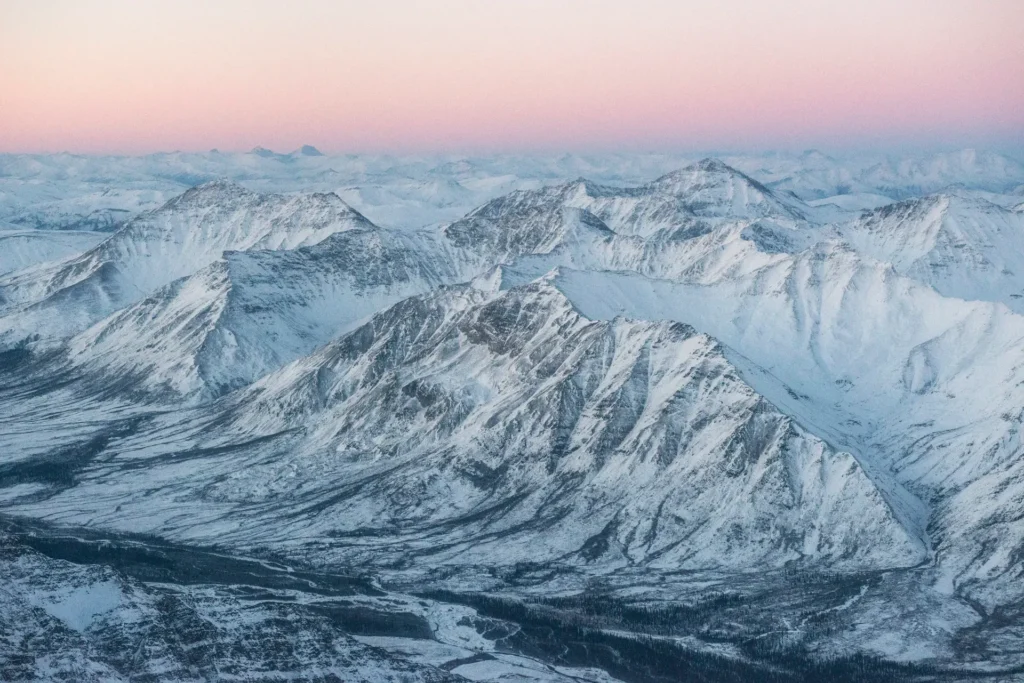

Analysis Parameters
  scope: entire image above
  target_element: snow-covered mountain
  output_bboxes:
[729,148,1024,202]
[4,152,1024,680]
[837,192,1024,312]
[47,161,822,403]
[63,227,456,401]
[644,158,809,223]
[4,277,927,576]
[0,181,374,349]
[3,147,1021,232]
[857,149,1024,199]
[444,158,812,245]
[549,244,1024,612]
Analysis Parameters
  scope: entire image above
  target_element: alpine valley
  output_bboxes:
[2,148,1024,682]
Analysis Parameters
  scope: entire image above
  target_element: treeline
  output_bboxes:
[420,589,950,682]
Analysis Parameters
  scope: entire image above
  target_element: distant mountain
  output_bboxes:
[860,149,1024,198]
[732,148,1024,203]
[443,158,814,253]
[839,192,1024,312]
[0,181,373,349]
[294,144,324,157]
[249,146,280,158]
[646,158,808,223]
[0,230,105,277]
[440,159,817,283]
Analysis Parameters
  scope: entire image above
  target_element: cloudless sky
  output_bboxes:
[1,0,1021,154]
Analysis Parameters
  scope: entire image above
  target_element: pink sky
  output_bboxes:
[1,0,1022,154]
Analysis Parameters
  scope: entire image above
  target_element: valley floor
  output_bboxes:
[5,515,1017,683]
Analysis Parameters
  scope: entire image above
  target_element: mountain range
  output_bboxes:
[2,151,1024,681]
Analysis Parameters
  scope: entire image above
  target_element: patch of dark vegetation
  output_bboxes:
[951,594,1024,669]
[418,589,961,682]
[308,604,434,639]
[530,569,882,641]
[0,347,31,372]
[0,415,147,492]
[1,515,382,598]
[439,652,496,671]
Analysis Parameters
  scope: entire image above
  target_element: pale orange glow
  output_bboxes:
[1,0,1021,153]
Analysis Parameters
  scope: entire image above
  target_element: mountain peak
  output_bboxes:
[800,149,835,162]
[648,158,774,198]
[693,157,734,173]
[249,146,278,158]
[649,158,752,187]
[561,177,605,198]
[295,145,324,157]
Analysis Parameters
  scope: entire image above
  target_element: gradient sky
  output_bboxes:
[1,0,1022,154]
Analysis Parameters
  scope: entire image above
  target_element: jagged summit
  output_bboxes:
[443,189,616,262]
[692,156,736,173]
[160,181,369,227]
[295,144,324,157]
[166,178,254,205]
[193,177,246,190]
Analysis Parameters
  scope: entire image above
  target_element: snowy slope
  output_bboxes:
[0,229,105,276]
[2,189,177,232]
